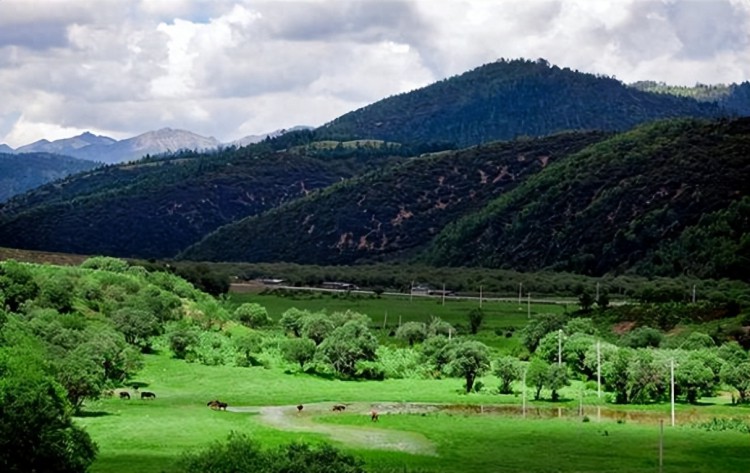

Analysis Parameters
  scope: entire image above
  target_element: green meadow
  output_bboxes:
[77,351,750,473]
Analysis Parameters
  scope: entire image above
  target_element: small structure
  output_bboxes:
[321,282,359,291]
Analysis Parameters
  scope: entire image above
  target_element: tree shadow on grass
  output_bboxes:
[75,410,114,418]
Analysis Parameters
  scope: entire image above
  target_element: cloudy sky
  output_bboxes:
[1,0,749,148]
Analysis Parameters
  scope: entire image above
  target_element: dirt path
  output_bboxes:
[228,402,437,456]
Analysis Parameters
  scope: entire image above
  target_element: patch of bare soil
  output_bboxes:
[228,402,437,456]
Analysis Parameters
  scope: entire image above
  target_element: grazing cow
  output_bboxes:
[371,410,379,422]
[297,404,303,413]
[207,400,228,410]
[141,391,156,400]
[332,404,346,412]
[119,391,130,400]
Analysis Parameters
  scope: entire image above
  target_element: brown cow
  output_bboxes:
[296,404,303,413]
[332,404,346,412]
[207,400,228,410]
[371,410,379,422]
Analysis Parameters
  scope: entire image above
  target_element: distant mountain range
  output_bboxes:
[2,127,312,165]
[0,152,100,202]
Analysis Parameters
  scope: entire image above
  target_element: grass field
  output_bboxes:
[77,353,750,473]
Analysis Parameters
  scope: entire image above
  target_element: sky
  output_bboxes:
[1,0,749,148]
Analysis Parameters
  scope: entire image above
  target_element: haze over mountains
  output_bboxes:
[2,127,311,165]
[1,58,749,281]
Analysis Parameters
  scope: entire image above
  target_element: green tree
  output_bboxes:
[0,260,39,312]
[395,321,428,346]
[111,307,160,349]
[601,347,633,404]
[233,332,264,366]
[426,316,454,337]
[493,355,522,394]
[0,342,98,472]
[301,312,335,345]
[547,363,570,401]
[279,308,310,337]
[467,308,485,335]
[525,357,549,400]
[318,321,378,377]
[622,326,663,348]
[674,357,714,404]
[234,303,272,329]
[519,313,568,353]
[166,320,200,359]
[446,340,490,393]
[420,335,453,374]
[280,337,317,370]
[720,361,750,403]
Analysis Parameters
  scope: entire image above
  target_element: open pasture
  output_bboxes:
[77,353,750,473]
[229,289,566,330]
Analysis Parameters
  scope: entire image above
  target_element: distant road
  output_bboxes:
[230,283,631,306]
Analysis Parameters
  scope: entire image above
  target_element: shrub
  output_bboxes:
[176,432,367,473]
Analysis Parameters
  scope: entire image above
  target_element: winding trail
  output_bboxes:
[228,402,438,456]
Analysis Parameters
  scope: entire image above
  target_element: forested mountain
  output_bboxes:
[183,117,750,282]
[180,131,610,264]
[0,146,406,259]
[423,117,750,280]
[319,58,726,148]
[0,152,101,202]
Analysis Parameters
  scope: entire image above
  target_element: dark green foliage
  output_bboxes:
[0,149,371,259]
[446,340,491,393]
[174,264,230,297]
[0,152,99,202]
[519,312,569,353]
[547,363,571,402]
[691,417,750,434]
[720,361,750,403]
[466,308,484,335]
[525,357,550,400]
[280,337,316,370]
[176,432,366,473]
[318,321,378,377]
[621,326,664,348]
[166,321,200,359]
[0,341,98,473]
[279,307,310,337]
[424,118,750,281]
[181,131,608,264]
[323,58,722,148]
[233,303,272,328]
[0,260,39,312]
[395,321,428,346]
[493,355,522,394]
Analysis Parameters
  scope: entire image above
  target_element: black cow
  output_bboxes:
[119,391,130,400]
[141,391,156,400]
[332,404,346,412]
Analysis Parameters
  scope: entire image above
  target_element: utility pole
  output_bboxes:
[410,280,414,303]
[692,285,696,304]
[671,358,675,427]
[596,281,600,303]
[527,293,531,318]
[383,311,387,330]
[479,285,483,308]
[558,329,563,366]
[597,341,601,400]
[522,369,527,418]
[659,419,664,473]
[518,282,523,305]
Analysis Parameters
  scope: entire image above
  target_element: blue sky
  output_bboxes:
[1,0,748,147]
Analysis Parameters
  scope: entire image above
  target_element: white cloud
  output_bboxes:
[0,0,748,148]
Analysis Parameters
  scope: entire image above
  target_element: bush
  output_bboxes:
[177,432,367,473]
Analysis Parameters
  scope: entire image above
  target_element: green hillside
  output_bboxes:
[423,117,750,280]
[0,152,100,202]
[0,146,406,259]
[180,131,610,264]
[320,58,725,147]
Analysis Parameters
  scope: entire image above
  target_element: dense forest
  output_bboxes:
[180,131,609,264]
[320,58,725,147]
[424,118,750,280]
[0,145,409,259]
[0,152,100,202]
[181,117,750,282]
